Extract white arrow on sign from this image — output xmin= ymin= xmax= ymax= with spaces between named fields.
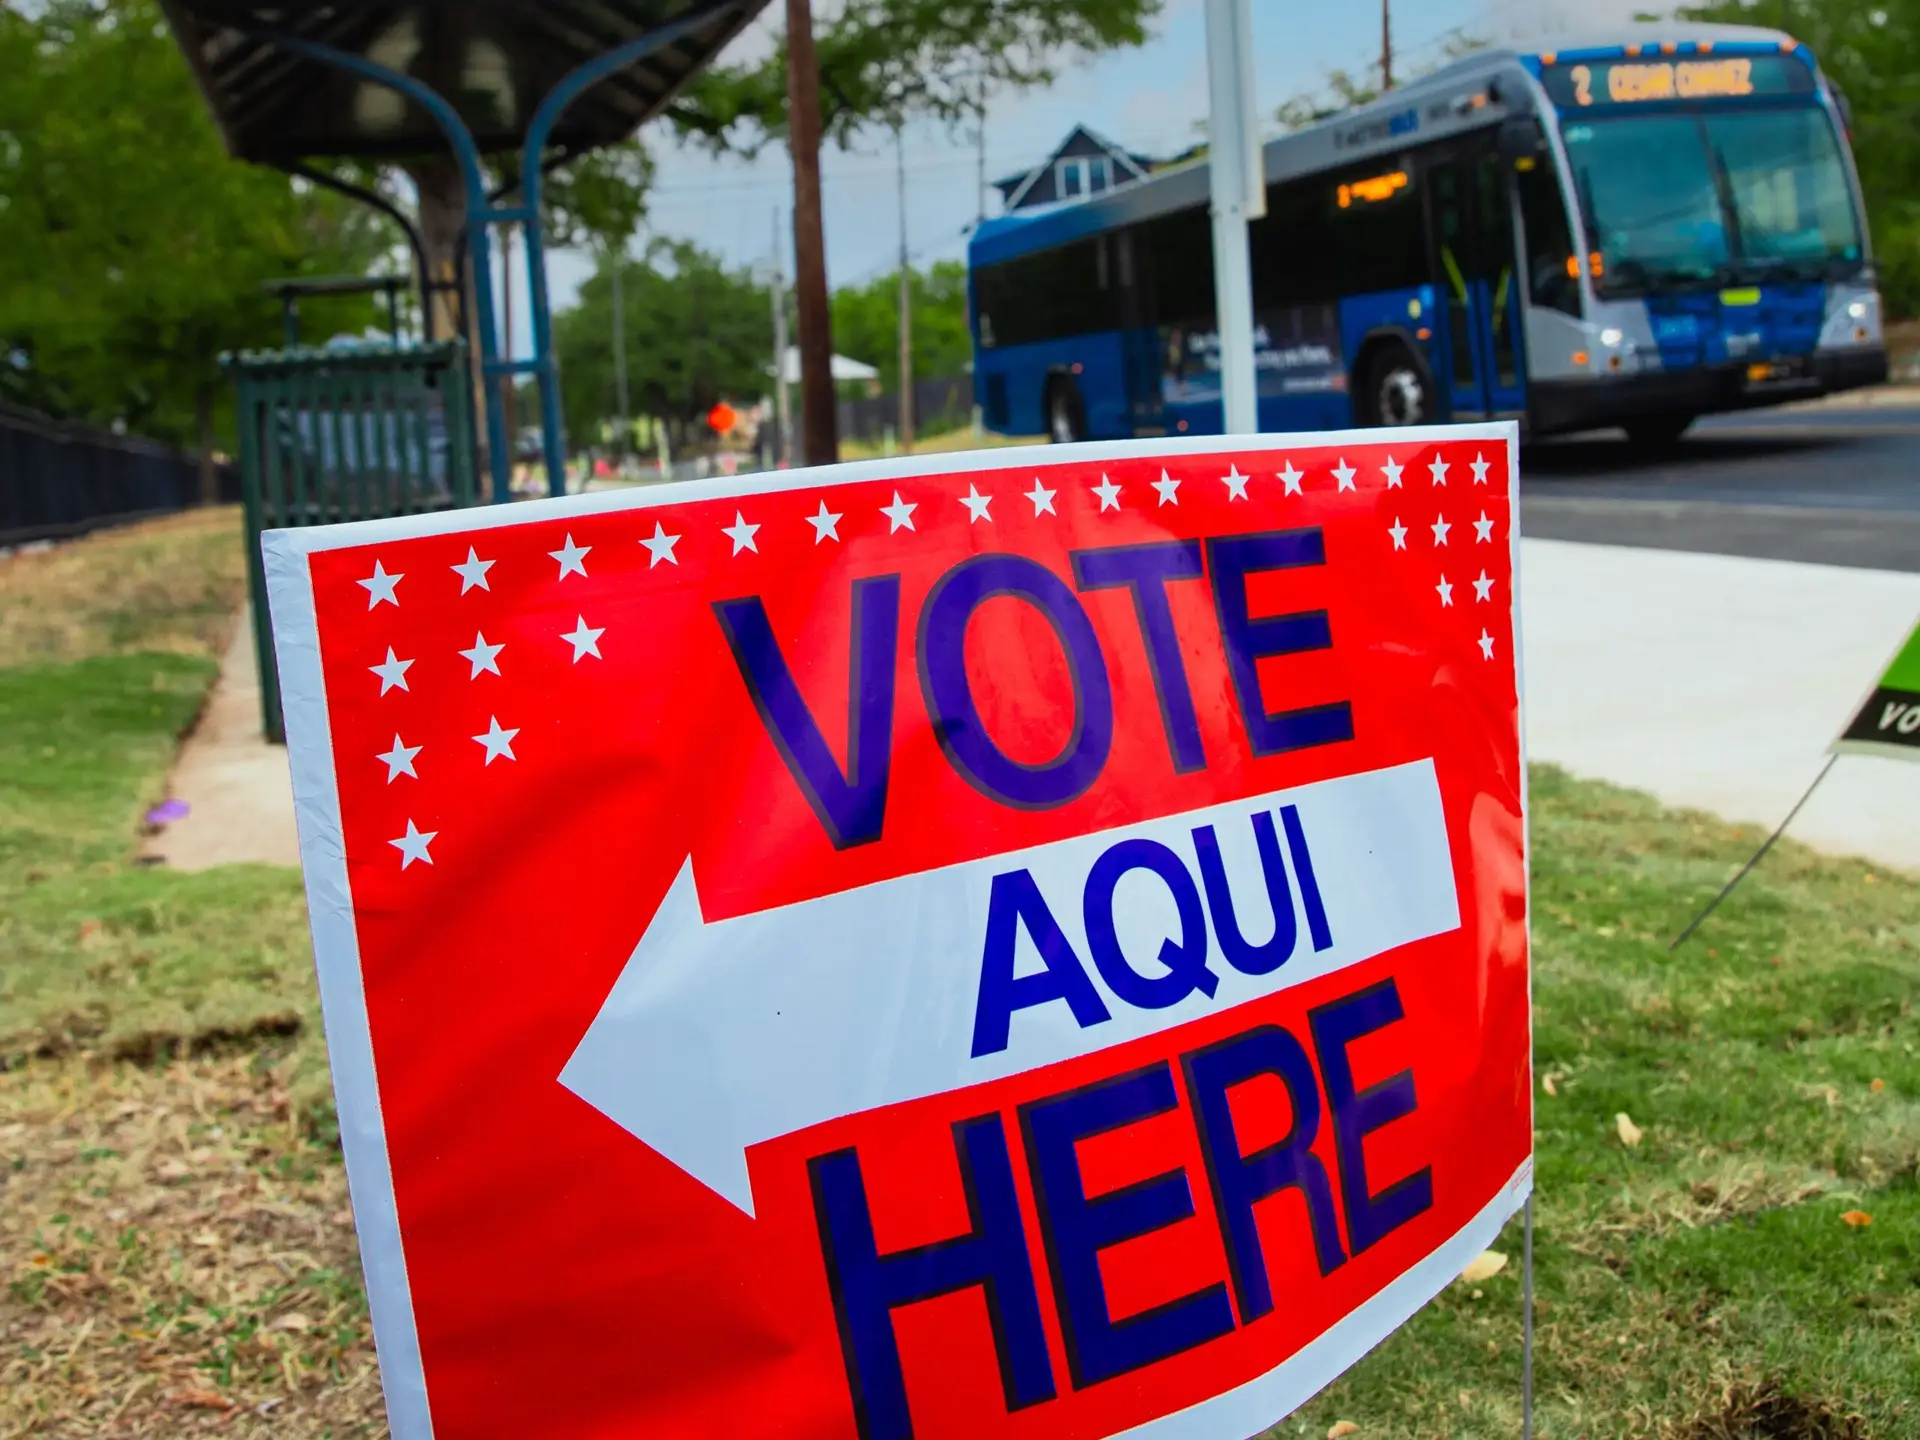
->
xmin=559 ymin=757 xmax=1461 ymax=1214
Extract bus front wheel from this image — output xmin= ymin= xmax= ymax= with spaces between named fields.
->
xmin=1360 ymin=344 xmax=1432 ymax=427
xmin=1046 ymin=376 xmax=1086 ymax=444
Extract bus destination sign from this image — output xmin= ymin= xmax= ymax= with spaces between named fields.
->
xmin=1540 ymin=52 xmax=1815 ymax=110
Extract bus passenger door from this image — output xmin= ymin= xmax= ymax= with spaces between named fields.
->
xmin=1427 ymin=142 xmax=1525 ymax=419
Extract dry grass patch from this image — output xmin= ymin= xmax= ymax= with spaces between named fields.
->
xmin=1672 ymin=1374 xmax=1869 ymax=1440
xmin=0 ymin=508 xmax=247 ymax=668
xmin=0 ymin=1051 xmax=383 ymax=1439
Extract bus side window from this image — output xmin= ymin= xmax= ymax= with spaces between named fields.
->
xmin=973 ymin=238 xmax=1117 ymax=347
xmin=1516 ymin=162 xmax=1580 ymax=316
xmin=1257 ymin=177 xmax=1335 ymax=308
xmin=1145 ymin=208 xmax=1216 ymax=327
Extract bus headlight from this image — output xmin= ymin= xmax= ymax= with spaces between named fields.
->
xmin=1600 ymin=327 xmax=1624 ymax=346
xmin=1847 ymin=299 xmax=1869 ymax=319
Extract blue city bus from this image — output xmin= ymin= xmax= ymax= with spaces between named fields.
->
xmin=967 ymin=23 xmax=1887 ymax=447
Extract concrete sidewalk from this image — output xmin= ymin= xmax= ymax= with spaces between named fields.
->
xmin=143 ymin=543 xmax=1919 ymax=875
xmin=1520 ymin=539 xmax=1920 ymax=871
xmin=141 ymin=606 xmax=300 ymax=870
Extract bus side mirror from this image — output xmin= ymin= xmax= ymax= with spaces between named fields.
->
xmin=1497 ymin=117 xmax=1545 ymax=165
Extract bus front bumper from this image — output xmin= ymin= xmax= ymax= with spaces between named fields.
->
xmin=1527 ymin=346 xmax=1890 ymax=437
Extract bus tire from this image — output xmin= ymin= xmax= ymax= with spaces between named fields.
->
xmin=1357 ymin=342 xmax=1434 ymax=427
xmin=1045 ymin=375 xmax=1086 ymax=444
xmin=1623 ymin=414 xmax=1694 ymax=449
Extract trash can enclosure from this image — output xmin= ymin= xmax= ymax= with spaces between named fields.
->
xmin=228 ymin=341 xmax=480 ymax=740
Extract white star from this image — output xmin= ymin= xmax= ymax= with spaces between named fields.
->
xmin=1152 ymin=470 xmax=1181 ymax=506
xmin=807 ymin=501 xmax=842 ymax=544
xmin=1388 ymin=517 xmax=1408 ymax=551
xmin=641 ymin=521 xmax=681 ymax=568
xmin=376 ymin=735 xmax=420 ymax=783
xmin=450 ymin=548 xmax=493 ymax=594
xmin=1436 ymin=574 xmax=1455 ymax=606
xmin=1473 ymin=570 xmax=1495 ymax=603
xmin=389 ymin=819 xmax=436 ymax=870
xmin=1471 ymin=452 xmax=1491 ymax=485
xmin=472 ymin=716 xmax=519 ymax=766
xmin=880 ymin=491 xmax=918 ymax=533
xmin=549 ymin=534 xmax=590 ymax=580
xmin=1091 ymin=474 xmax=1123 ymax=511
xmin=357 ymin=560 xmax=402 ymax=609
xmin=562 ymin=616 xmax=604 ymax=663
xmin=960 ymin=484 xmax=993 ymax=523
xmin=1429 ymin=454 xmax=1450 ymax=486
xmin=722 ymin=511 xmax=760 ymax=555
xmin=369 ymin=647 xmax=413 ymax=695
xmin=1474 ymin=510 xmax=1496 ymax=543
xmin=1478 ymin=629 xmax=1497 ymax=660
xmin=458 ymin=631 xmax=503 ymax=679
xmin=1026 ymin=478 xmax=1057 ymax=515
xmin=1221 ymin=464 xmax=1250 ymax=501
xmin=1382 ymin=455 xmax=1404 ymax=488
xmin=1332 ymin=458 xmax=1357 ymax=492
xmin=1277 ymin=460 xmax=1303 ymax=496
xmin=1431 ymin=515 xmax=1452 ymax=546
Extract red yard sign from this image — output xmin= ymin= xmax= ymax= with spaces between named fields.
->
xmin=265 ymin=427 xmax=1532 ymax=1440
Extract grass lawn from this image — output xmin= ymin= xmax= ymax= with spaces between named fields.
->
xmin=2 ymin=510 xmax=1916 ymax=1438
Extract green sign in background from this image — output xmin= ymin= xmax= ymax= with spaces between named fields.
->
xmin=1836 ymin=619 xmax=1920 ymax=756
xmin=1880 ymin=624 xmax=1920 ymax=693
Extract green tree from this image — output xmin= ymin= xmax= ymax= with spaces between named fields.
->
xmin=0 ymin=0 xmax=389 ymax=455
xmin=1678 ymin=0 xmax=1920 ymax=315
xmin=830 ymin=260 xmax=972 ymax=393
xmin=670 ymin=1 xmax=1162 ymax=147
xmin=1275 ymin=29 xmax=1484 ymax=130
xmin=554 ymin=240 xmax=771 ymax=445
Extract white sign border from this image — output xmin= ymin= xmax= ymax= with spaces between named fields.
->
xmin=263 ymin=422 xmax=1526 ymax=1439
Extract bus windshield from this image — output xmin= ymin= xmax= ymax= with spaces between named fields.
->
xmin=1560 ymin=106 xmax=1864 ymax=294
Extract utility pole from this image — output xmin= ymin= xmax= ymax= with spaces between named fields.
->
xmin=1381 ymin=0 xmax=1393 ymax=90
xmin=1204 ymin=0 xmax=1264 ymax=434
xmin=976 ymin=80 xmax=988 ymax=225
xmin=610 ymin=245 xmax=630 ymax=458
xmin=785 ymin=0 xmax=837 ymax=465
xmin=770 ymin=210 xmax=791 ymax=466
xmin=896 ymin=127 xmax=914 ymax=452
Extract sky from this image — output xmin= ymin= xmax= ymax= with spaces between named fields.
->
xmin=510 ymin=0 xmax=1653 ymax=356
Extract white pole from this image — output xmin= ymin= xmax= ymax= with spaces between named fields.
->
xmin=1204 ymin=0 xmax=1264 ymax=434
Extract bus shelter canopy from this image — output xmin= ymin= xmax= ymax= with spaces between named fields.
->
xmin=159 ymin=0 xmax=765 ymax=162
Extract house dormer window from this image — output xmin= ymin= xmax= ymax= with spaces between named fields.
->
xmin=999 ymin=127 xmax=1149 ymax=212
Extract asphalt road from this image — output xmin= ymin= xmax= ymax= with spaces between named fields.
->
xmin=1520 ymin=401 xmax=1920 ymax=572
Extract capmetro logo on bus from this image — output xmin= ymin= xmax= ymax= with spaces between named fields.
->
xmin=266 ymin=426 xmax=1531 ymax=1440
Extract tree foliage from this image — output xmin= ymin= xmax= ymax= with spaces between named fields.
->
xmin=829 ymin=261 xmax=971 ymax=391
xmin=495 ymin=140 xmax=656 ymax=255
xmin=553 ymin=241 xmax=772 ymax=444
xmin=1678 ymin=0 xmax=1920 ymax=315
xmin=1275 ymin=29 xmax=1484 ymax=131
xmin=0 ymin=0 xmax=390 ymax=441
xmin=669 ymin=0 xmax=1161 ymax=151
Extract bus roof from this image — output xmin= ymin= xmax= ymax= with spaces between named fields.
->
xmin=970 ymin=21 xmax=1811 ymax=270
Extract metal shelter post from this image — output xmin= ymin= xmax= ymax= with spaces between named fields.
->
xmin=515 ymin=4 xmax=731 ymax=495
xmin=256 ymin=4 xmax=733 ymax=502
xmin=254 ymin=26 xmax=514 ymax=501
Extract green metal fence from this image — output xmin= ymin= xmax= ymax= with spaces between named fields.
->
xmin=227 ymin=340 xmax=481 ymax=741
